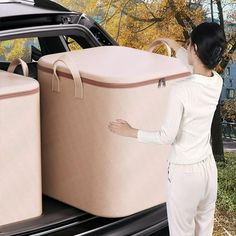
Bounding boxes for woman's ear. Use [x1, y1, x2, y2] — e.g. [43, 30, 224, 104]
[193, 44, 198, 54]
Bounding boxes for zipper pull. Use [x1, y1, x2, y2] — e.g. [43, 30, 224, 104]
[158, 78, 166, 88]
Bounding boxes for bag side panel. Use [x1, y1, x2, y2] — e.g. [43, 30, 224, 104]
[39, 68, 182, 217]
[0, 92, 42, 226]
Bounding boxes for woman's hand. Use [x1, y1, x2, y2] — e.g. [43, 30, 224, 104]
[108, 119, 138, 138]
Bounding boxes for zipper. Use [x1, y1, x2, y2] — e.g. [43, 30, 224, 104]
[38, 64, 191, 89]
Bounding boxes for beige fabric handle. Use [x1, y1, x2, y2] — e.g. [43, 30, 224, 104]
[7, 58, 29, 77]
[52, 55, 83, 99]
[147, 40, 172, 57]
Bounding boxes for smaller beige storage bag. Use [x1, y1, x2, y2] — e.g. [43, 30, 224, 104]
[0, 59, 42, 226]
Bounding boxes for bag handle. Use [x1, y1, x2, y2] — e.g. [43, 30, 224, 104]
[147, 39, 172, 57]
[52, 54, 83, 99]
[7, 58, 29, 77]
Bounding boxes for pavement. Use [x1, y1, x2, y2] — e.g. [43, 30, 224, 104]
[223, 138, 236, 153]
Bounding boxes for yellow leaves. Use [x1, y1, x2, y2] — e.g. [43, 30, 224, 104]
[66, 37, 82, 51]
[0, 39, 27, 61]
[55, 0, 205, 51]
[0, 38, 38, 62]
[215, 64, 224, 74]
[220, 98, 236, 122]
[57, 0, 98, 16]
[0, 46, 4, 55]
[173, 0, 187, 11]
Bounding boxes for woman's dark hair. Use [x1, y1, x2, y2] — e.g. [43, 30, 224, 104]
[190, 22, 227, 70]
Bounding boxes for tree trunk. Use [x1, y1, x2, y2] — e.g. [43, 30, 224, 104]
[216, 0, 225, 32]
[211, 100, 225, 162]
[210, 0, 214, 22]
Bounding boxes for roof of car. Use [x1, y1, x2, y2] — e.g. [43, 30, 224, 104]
[0, 0, 76, 18]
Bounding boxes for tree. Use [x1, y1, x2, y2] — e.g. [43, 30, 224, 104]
[0, 38, 31, 62]
[221, 99, 236, 122]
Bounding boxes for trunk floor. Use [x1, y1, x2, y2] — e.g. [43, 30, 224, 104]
[0, 197, 167, 236]
[0, 196, 91, 235]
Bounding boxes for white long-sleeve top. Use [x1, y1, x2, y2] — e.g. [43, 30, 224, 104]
[137, 47, 223, 164]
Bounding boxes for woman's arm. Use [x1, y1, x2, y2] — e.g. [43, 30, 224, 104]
[175, 47, 193, 73]
[108, 84, 184, 145]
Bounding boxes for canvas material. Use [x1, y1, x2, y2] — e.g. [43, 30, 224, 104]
[38, 45, 190, 85]
[0, 71, 42, 226]
[38, 46, 190, 217]
[0, 71, 39, 96]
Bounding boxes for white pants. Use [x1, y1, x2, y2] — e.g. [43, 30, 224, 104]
[166, 154, 218, 236]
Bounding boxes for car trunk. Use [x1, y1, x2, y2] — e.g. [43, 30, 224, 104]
[0, 1, 168, 231]
[0, 196, 168, 236]
[0, 62, 169, 233]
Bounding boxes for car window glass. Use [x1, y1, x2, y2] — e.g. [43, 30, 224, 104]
[65, 37, 82, 51]
[0, 38, 41, 63]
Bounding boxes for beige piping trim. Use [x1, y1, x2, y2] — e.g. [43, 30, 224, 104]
[38, 64, 191, 89]
[0, 87, 39, 100]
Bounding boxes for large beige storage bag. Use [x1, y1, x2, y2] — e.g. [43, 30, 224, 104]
[38, 45, 190, 217]
[0, 60, 42, 226]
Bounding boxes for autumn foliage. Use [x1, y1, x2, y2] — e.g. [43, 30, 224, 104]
[221, 99, 236, 122]
[58, 0, 204, 50]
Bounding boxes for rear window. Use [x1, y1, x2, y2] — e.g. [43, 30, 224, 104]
[0, 38, 41, 63]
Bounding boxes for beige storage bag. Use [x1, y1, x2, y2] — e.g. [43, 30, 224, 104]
[0, 59, 42, 226]
[38, 44, 190, 217]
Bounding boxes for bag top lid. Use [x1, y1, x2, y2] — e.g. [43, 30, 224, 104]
[0, 71, 39, 99]
[38, 45, 191, 86]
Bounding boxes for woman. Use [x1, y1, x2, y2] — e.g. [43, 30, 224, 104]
[108, 22, 227, 236]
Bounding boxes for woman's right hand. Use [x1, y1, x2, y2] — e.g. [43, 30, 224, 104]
[108, 119, 138, 138]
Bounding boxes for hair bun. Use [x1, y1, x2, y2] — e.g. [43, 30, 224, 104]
[213, 46, 222, 57]
[190, 22, 227, 69]
[212, 46, 223, 64]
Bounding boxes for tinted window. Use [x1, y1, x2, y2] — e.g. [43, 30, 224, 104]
[0, 38, 41, 62]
